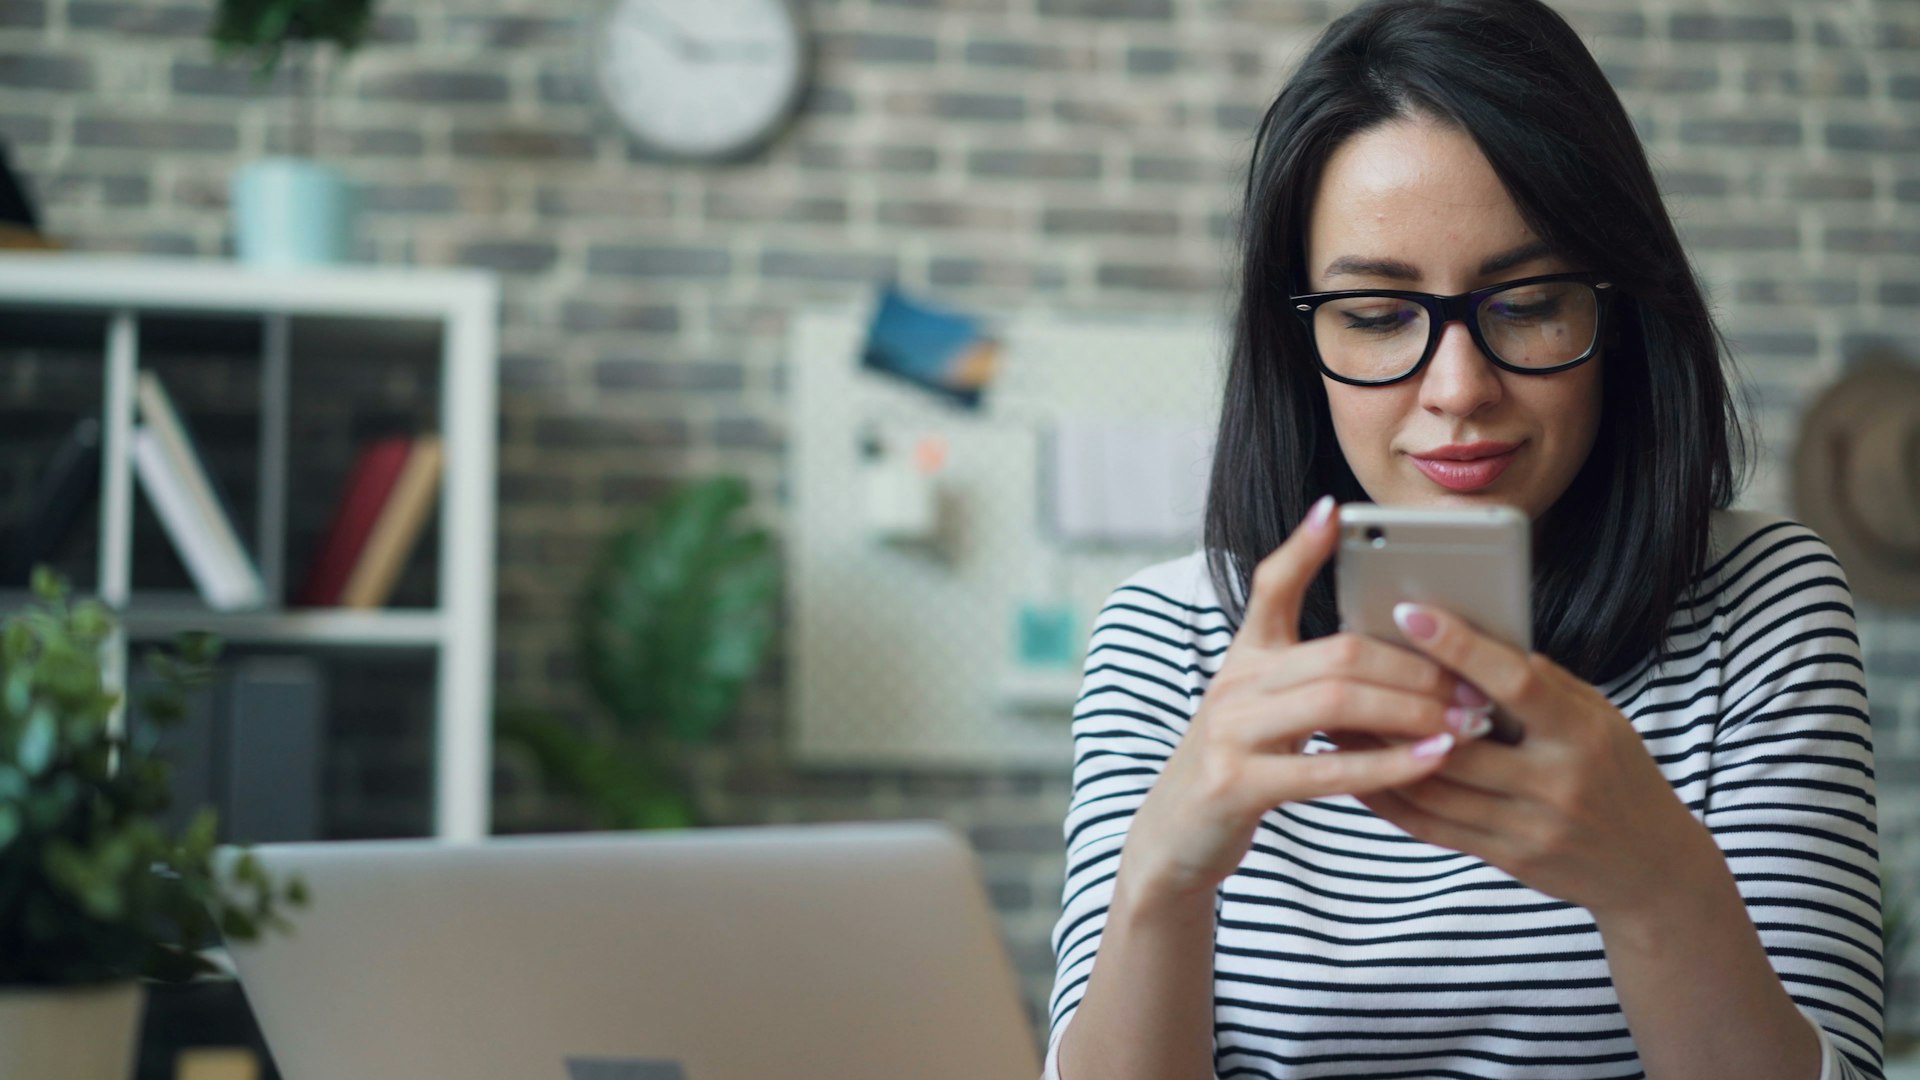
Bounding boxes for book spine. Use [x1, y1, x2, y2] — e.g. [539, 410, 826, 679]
[295, 436, 413, 607]
[130, 657, 219, 840]
[132, 427, 247, 610]
[220, 655, 324, 844]
[137, 372, 265, 609]
[4, 417, 101, 583]
[339, 436, 444, 609]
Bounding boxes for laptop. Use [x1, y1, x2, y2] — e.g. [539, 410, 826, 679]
[218, 821, 1042, 1080]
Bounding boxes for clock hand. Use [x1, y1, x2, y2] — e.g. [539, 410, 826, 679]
[625, 7, 700, 59]
[685, 41, 779, 62]
[624, 9, 777, 64]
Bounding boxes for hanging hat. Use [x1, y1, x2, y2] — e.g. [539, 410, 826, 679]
[1792, 350, 1920, 607]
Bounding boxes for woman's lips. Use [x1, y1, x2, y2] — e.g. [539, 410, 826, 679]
[1409, 446, 1519, 492]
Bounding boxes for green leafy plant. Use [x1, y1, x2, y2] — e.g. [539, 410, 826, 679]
[1890, 877, 1914, 1046]
[211, 0, 377, 78]
[497, 476, 781, 831]
[0, 569, 305, 986]
[1892, 882, 1912, 975]
[210, 0, 378, 160]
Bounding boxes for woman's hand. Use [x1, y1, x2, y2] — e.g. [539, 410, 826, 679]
[1116, 498, 1495, 908]
[1344, 602, 1723, 921]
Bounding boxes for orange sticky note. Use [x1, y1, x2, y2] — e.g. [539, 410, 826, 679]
[914, 436, 948, 474]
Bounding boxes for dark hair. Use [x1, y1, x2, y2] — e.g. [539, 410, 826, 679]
[1203, 0, 1746, 684]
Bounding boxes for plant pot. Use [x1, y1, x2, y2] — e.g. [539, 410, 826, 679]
[0, 980, 145, 1080]
[231, 157, 357, 267]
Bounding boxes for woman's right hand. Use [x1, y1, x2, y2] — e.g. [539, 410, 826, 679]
[1117, 497, 1484, 907]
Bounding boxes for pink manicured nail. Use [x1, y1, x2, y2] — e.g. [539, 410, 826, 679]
[1451, 681, 1489, 708]
[1447, 708, 1493, 739]
[1308, 495, 1335, 530]
[1412, 732, 1455, 759]
[1394, 602, 1439, 641]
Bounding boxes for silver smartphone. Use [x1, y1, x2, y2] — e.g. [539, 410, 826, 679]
[1335, 503, 1531, 745]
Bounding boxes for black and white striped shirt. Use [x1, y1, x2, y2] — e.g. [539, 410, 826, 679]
[1046, 511, 1883, 1079]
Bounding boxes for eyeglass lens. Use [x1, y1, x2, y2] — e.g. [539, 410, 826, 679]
[1313, 280, 1600, 382]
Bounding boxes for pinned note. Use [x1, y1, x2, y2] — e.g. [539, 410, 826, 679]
[860, 285, 1001, 409]
[1045, 420, 1214, 545]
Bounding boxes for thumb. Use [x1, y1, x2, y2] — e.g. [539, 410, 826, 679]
[1238, 496, 1337, 650]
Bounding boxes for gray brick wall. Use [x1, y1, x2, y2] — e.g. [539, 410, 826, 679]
[3, 0, 1919, 1045]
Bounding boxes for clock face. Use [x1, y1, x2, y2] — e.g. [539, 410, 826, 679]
[593, 0, 808, 161]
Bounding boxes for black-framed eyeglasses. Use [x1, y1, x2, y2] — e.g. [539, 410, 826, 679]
[1288, 271, 1616, 387]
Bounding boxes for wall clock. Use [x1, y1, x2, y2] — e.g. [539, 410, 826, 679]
[592, 0, 811, 162]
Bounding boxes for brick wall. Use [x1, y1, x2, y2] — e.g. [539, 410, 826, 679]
[3, 0, 1918, 1044]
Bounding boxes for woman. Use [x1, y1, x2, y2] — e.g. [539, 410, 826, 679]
[1043, 1, 1884, 1078]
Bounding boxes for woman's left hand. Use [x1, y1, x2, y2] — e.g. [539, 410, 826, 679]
[1335, 602, 1723, 921]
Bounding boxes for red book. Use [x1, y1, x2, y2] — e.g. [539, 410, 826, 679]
[296, 437, 414, 607]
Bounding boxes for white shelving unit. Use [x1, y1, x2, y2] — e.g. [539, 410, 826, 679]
[0, 253, 499, 842]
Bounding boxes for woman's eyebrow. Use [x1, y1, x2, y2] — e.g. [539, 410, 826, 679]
[1321, 254, 1421, 282]
[1477, 239, 1554, 276]
[1320, 239, 1556, 284]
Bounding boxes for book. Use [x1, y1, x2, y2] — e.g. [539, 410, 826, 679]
[340, 435, 444, 609]
[295, 436, 413, 606]
[132, 426, 255, 610]
[4, 416, 101, 584]
[138, 655, 324, 846]
[136, 371, 265, 608]
[221, 656, 324, 842]
[139, 650, 218, 839]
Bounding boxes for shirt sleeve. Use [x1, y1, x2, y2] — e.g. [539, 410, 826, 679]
[1042, 569, 1213, 1078]
[1704, 521, 1883, 1077]
[1801, 1003, 1880, 1080]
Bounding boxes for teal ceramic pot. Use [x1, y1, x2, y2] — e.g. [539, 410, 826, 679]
[230, 158, 357, 267]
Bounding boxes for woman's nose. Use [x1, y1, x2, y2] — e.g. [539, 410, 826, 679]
[1418, 320, 1503, 418]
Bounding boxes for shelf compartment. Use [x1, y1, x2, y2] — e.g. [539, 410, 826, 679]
[0, 590, 446, 648]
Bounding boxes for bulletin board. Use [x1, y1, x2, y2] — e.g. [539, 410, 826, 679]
[787, 304, 1227, 770]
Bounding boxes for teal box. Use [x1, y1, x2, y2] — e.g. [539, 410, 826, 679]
[1015, 603, 1078, 668]
[231, 158, 357, 267]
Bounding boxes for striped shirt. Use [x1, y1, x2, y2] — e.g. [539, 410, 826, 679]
[1045, 510, 1883, 1080]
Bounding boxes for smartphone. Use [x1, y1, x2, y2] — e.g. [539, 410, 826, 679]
[1335, 503, 1531, 745]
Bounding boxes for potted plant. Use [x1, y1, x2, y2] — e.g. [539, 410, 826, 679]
[498, 476, 781, 830]
[211, 0, 378, 266]
[0, 570, 304, 1080]
[1891, 877, 1916, 1058]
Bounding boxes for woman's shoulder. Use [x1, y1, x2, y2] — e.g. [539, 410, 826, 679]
[1100, 550, 1235, 637]
[1693, 507, 1852, 610]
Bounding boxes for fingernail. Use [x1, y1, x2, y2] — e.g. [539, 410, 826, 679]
[1412, 732, 1455, 759]
[1451, 681, 1489, 708]
[1447, 708, 1493, 739]
[1308, 495, 1335, 530]
[1394, 602, 1439, 641]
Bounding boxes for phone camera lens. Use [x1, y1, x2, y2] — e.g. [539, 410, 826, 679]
[1365, 526, 1386, 548]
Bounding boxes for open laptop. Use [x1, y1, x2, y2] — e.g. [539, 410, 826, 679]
[218, 821, 1042, 1080]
